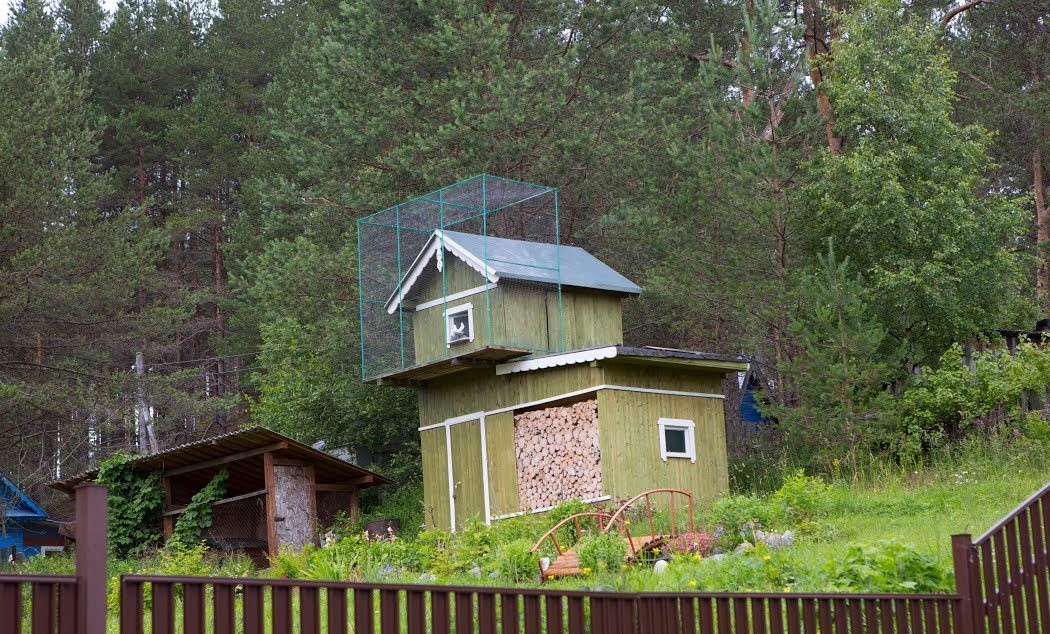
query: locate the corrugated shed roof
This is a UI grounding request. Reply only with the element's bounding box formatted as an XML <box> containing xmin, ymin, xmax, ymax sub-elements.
<box><xmin>49</xmin><ymin>427</ymin><xmax>390</xmax><ymax>494</ymax></box>
<box><xmin>386</xmin><ymin>230</ymin><xmax>641</xmax><ymax>312</ymax></box>
<box><xmin>495</xmin><ymin>345</ymin><xmax>748</xmax><ymax>375</ymax></box>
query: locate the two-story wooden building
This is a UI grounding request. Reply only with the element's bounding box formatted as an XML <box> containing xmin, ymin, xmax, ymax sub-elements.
<box><xmin>366</xmin><ymin>211</ymin><xmax>746</xmax><ymax>530</ymax></box>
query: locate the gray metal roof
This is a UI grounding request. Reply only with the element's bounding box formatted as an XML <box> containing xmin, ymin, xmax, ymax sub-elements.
<box><xmin>441</xmin><ymin>231</ymin><xmax>641</xmax><ymax>295</ymax></box>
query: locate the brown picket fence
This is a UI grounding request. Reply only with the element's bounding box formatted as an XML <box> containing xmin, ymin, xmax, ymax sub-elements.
<box><xmin>953</xmin><ymin>480</ymin><xmax>1050</xmax><ymax>634</ymax></box>
<box><xmin>117</xmin><ymin>575</ymin><xmax>960</xmax><ymax>634</ymax></box>
<box><xmin>1</xmin><ymin>481</ymin><xmax>1048</xmax><ymax>633</ymax></box>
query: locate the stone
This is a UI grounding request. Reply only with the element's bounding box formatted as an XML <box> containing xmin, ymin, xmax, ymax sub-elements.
<box><xmin>734</xmin><ymin>541</ymin><xmax>754</xmax><ymax>554</ymax></box>
<box><xmin>653</xmin><ymin>560</ymin><xmax>670</xmax><ymax>574</ymax></box>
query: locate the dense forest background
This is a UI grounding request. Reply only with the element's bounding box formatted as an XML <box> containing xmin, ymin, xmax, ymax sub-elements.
<box><xmin>2</xmin><ymin>0</ymin><xmax>1048</xmax><ymax>509</ymax></box>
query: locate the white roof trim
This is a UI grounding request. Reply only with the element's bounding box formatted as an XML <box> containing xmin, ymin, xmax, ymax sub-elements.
<box><xmin>385</xmin><ymin>230</ymin><xmax>500</xmax><ymax>314</ymax></box>
<box><xmin>495</xmin><ymin>346</ymin><xmax>618</xmax><ymax>375</ymax></box>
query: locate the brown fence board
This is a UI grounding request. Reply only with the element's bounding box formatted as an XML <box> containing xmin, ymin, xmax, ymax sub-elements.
<box><xmin>152</xmin><ymin>582</ymin><xmax>174</xmax><ymax>634</ymax></box>
<box><xmin>500</xmin><ymin>592</ymin><xmax>520</xmax><ymax>634</ymax></box>
<box><xmin>272</xmin><ymin>585</ymin><xmax>292</xmax><ymax>634</ymax></box>
<box><xmin>433</xmin><ymin>590</ymin><xmax>451</xmax><ymax>634</ymax></box>
<box><xmin>183</xmin><ymin>582</ymin><xmax>204</xmax><ymax>634</ymax></box>
<box><xmin>31</xmin><ymin>583</ymin><xmax>54</xmax><ymax>634</ymax></box>
<box><xmin>456</xmin><ymin>590</ymin><xmax>475</xmax><ymax>634</ymax></box>
<box><xmin>301</xmin><ymin>585</ymin><xmax>320</xmax><ymax>634</ymax></box>
<box><xmin>213</xmin><ymin>583</ymin><xmax>234</xmax><ymax>634</ymax></box>
<box><xmin>407</xmin><ymin>589</ymin><xmax>426</xmax><ymax>634</ymax></box>
<box><xmin>328</xmin><ymin>587</ymin><xmax>349</xmax><ymax>634</ymax></box>
<box><xmin>354</xmin><ymin>587</ymin><xmax>374</xmax><ymax>634</ymax></box>
<box><xmin>380</xmin><ymin>588</ymin><xmax>399</xmax><ymax>634</ymax></box>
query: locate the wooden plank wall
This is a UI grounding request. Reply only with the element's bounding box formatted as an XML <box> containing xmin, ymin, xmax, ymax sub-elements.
<box><xmin>548</xmin><ymin>289</ymin><xmax>624</xmax><ymax>352</ymax></box>
<box><xmin>417</xmin><ymin>364</ymin><xmax>605</xmax><ymax>426</ymax></box>
<box><xmin>411</xmin><ymin>258</ymin><xmax>500</xmax><ymax>364</ymax></box>
<box><xmin>420</xmin><ymin>428</ymin><xmax>451</xmax><ymax>529</ymax></box>
<box><xmin>450</xmin><ymin>420</ymin><xmax>486</xmax><ymax>530</ymax></box>
<box><xmin>484</xmin><ymin>411</ymin><xmax>520</xmax><ymax>519</ymax></box>
<box><xmin>596</xmin><ymin>366</ymin><xmax>729</xmax><ymax>506</ymax></box>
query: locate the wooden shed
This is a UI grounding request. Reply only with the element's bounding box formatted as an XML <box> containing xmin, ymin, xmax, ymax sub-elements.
<box><xmin>1</xmin><ymin>472</ymin><xmax>65</xmax><ymax>559</ymax></box>
<box><xmin>369</xmin><ymin>226</ymin><xmax>748</xmax><ymax>530</ymax></box>
<box><xmin>50</xmin><ymin>427</ymin><xmax>389</xmax><ymax>559</ymax></box>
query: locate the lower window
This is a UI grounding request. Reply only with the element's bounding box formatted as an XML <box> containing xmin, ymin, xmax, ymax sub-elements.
<box><xmin>658</xmin><ymin>418</ymin><xmax>696</xmax><ymax>462</ymax></box>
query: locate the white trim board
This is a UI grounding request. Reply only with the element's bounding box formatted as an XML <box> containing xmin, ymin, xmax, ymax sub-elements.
<box><xmin>417</xmin><ymin>385</ymin><xmax>724</xmax><ymax>431</ymax></box>
<box><xmin>414</xmin><ymin>283</ymin><xmax>497</xmax><ymax>312</ymax></box>
<box><xmin>386</xmin><ymin>230</ymin><xmax>500</xmax><ymax>314</ymax></box>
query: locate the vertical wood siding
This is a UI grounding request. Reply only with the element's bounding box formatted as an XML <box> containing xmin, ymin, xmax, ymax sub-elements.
<box><xmin>550</xmin><ymin>290</ymin><xmax>624</xmax><ymax>351</ymax></box>
<box><xmin>420</xmin><ymin>428</ymin><xmax>451</xmax><ymax>529</ymax></box>
<box><xmin>450</xmin><ymin>420</ymin><xmax>486</xmax><ymax>529</ymax></box>
<box><xmin>484</xmin><ymin>411</ymin><xmax>520</xmax><ymax>519</ymax></box>
<box><xmin>596</xmin><ymin>390</ymin><xmax>728</xmax><ymax>504</ymax></box>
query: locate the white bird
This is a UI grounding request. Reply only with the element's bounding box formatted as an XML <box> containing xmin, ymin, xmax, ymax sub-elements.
<box><xmin>450</xmin><ymin>321</ymin><xmax>467</xmax><ymax>339</ymax></box>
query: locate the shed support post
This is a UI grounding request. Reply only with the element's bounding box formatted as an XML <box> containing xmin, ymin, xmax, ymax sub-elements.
<box><xmin>264</xmin><ymin>451</ymin><xmax>278</xmax><ymax>560</ymax></box>
<box><xmin>161</xmin><ymin>476</ymin><xmax>174</xmax><ymax>539</ymax></box>
<box><xmin>952</xmin><ymin>534</ymin><xmax>980</xmax><ymax>634</ymax></box>
<box><xmin>75</xmin><ymin>484</ymin><xmax>107</xmax><ymax>634</ymax></box>
<box><xmin>349</xmin><ymin>487</ymin><xmax>361</xmax><ymax>526</ymax></box>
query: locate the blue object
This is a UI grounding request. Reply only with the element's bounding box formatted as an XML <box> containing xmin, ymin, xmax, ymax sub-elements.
<box><xmin>1</xmin><ymin>472</ymin><xmax>62</xmax><ymax>557</ymax></box>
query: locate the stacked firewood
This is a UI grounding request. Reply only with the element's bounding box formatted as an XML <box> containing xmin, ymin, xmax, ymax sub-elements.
<box><xmin>515</xmin><ymin>399</ymin><xmax>603</xmax><ymax>510</ymax></box>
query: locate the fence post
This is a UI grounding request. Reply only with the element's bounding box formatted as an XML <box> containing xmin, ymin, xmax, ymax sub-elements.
<box><xmin>952</xmin><ymin>534</ymin><xmax>980</xmax><ymax>634</ymax></box>
<box><xmin>76</xmin><ymin>484</ymin><xmax>108</xmax><ymax>634</ymax></box>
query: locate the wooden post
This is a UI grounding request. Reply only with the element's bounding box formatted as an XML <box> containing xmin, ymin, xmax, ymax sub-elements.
<box><xmin>952</xmin><ymin>534</ymin><xmax>980</xmax><ymax>634</ymax></box>
<box><xmin>161</xmin><ymin>476</ymin><xmax>174</xmax><ymax>539</ymax></box>
<box><xmin>75</xmin><ymin>484</ymin><xmax>107</xmax><ymax>634</ymax></box>
<box><xmin>306</xmin><ymin>465</ymin><xmax>318</xmax><ymax>544</ymax></box>
<box><xmin>263</xmin><ymin>451</ymin><xmax>278</xmax><ymax>560</ymax></box>
<box><xmin>349</xmin><ymin>487</ymin><xmax>361</xmax><ymax>526</ymax></box>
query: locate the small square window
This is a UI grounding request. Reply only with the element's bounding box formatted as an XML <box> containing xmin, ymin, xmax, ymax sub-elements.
<box><xmin>658</xmin><ymin>418</ymin><xmax>696</xmax><ymax>462</ymax></box>
<box><xmin>444</xmin><ymin>303</ymin><xmax>474</xmax><ymax>346</ymax></box>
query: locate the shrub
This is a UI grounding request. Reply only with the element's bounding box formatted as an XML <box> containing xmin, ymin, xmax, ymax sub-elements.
<box><xmin>822</xmin><ymin>539</ymin><xmax>952</xmax><ymax>593</ymax></box>
<box><xmin>710</xmin><ymin>495</ymin><xmax>774</xmax><ymax>550</ymax></box>
<box><xmin>493</xmin><ymin>539</ymin><xmax>537</xmax><ymax>583</ymax></box>
<box><xmin>95</xmin><ymin>453</ymin><xmax>165</xmax><ymax>557</ymax></box>
<box><xmin>577</xmin><ymin>532</ymin><xmax>627</xmax><ymax>575</ymax></box>
<box><xmin>169</xmin><ymin>469</ymin><xmax>228</xmax><ymax>547</ymax></box>
<box><xmin>770</xmin><ymin>470</ymin><xmax>830</xmax><ymax>523</ymax></box>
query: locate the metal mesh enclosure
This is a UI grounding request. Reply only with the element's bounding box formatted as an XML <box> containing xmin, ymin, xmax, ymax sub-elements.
<box><xmin>200</xmin><ymin>494</ymin><xmax>268</xmax><ymax>562</ymax></box>
<box><xmin>315</xmin><ymin>490</ymin><xmax>355</xmax><ymax>532</ymax></box>
<box><xmin>358</xmin><ymin>175</ymin><xmax>563</xmax><ymax>380</ymax></box>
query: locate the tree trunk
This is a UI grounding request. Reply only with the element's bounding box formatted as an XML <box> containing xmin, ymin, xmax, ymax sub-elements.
<box><xmin>802</xmin><ymin>0</ymin><xmax>843</xmax><ymax>154</ymax></box>
<box><xmin>1035</xmin><ymin>145</ymin><xmax>1049</xmax><ymax>310</ymax></box>
<box><xmin>212</xmin><ymin>221</ymin><xmax>228</xmax><ymax>431</ymax></box>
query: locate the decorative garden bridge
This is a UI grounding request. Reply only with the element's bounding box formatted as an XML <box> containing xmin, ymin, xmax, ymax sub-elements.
<box><xmin>1</xmin><ymin>480</ymin><xmax>1048</xmax><ymax>634</ymax></box>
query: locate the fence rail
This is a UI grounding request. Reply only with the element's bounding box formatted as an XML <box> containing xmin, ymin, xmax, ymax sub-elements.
<box><xmin>118</xmin><ymin>575</ymin><xmax>961</xmax><ymax>634</ymax></box>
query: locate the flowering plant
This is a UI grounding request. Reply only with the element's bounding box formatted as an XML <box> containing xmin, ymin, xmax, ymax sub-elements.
<box><xmin>665</xmin><ymin>532</ymin><xmax>716</xmax><ymax>558</ymax></box>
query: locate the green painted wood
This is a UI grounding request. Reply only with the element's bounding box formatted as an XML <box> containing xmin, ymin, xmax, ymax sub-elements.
<box><xmin>421</xmin><ymin>428</ymin><xmax>451</xmax><ymax>529</ymax></box>
<box><xmin>596</xmin><ymin>387</ymin><xmax>729</xmax><ymax>506</ymax></box>
<box><xmin>546</xmin><ymin>289</ymin><xmax>623</xmax><ymax>351</ymax></box>
<box><xmin>602</xmin><ymin>363</ymin><xmax>725</xmax><ymax>394</ymax></box>
<box><xmin>450</xmin><ymin>420</ymin><xmax>486</xmax><ymax>529</ymax></box>
<box><xmin>411</xmin><ymin>257</ymin><xmax>496</xmax><ymax>364</ymax></box>
<box><xmin>484</xmin><ymin>411</ymin><xmax>519</xmax><ymax>518</ymax></box>
<box><xmin>417</xmin><ymin>364</ymin><xmax>606</xmax><ymax>427</ymax></box>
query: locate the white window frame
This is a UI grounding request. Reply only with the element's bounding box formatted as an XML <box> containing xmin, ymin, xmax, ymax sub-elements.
<box><xmin>444</xmin><ymin>302</ymin><xmax>475</xmax><ymax>347</ymax></box>
<box><xmin>658</xmin><ymin>418</ymin><xmax>696</xmax><ymax>462</ymax></box>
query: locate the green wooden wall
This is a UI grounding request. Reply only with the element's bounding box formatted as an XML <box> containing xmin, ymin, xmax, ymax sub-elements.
<box><xmin>596</xmin><ymin>388</ymin><xmax>729</xmax><ymax>508</ymax></box>
<box><xmin>450</xmin><ymin>420</ymin><xmax>486</xmax><ymax>529</ymax></box>
<box><xmin>418</xmin><ymin>362</ymin><xmax>731</xmax><ymax>529</ymax></box>
<box><xmin>417</xmin><ymin>364</ymin><xmax>605</xmax><ymax>426</ymax></box>
<box><xmin>408</xmin><ymin>253</ymin><xmax>626</xmax><ymax>366</ymax></box>
<box><xmin>420</xmin><ymin>427</ymin><xmax>450</xmax><ymax>529</ymax></box>
<box><xmin>484</xmin><ymin>411</ymin><xmax>519</xmax><ymax>518</ymax></box>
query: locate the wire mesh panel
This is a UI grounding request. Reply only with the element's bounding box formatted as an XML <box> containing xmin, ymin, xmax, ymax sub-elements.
<box><xmin>358</xmin><ymin>175</ymin><xmax>563</xmax><ymax>380</ymax></box>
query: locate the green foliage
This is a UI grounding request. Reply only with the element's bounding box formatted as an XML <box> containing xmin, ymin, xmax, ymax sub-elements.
<box><xmin>576</xmin><ymin>532</ymin><xmax>627</xmax><ymax>575</ymax></box>
<box><xmin>711</xmin><ymin>495</ymin><xmax>775</xmax><ymax>550</ymax></box>
<box><xmin>896</xmin><ymin>342</ymin><xmax>1050</xmax><ymax>460</ymax></box>
<box><xmin>95</xmin><ymin>454</ymin><xmax>164</xmax><ymax>557</ymax></box>
<box><xmin>492</xmin><ymin>539</ymin><xmax>538</xmax><ymax>584</ymax></box>
<box><xmin>770</xmin><ymin>470</ymin><xmax>831</xmax><ymax>523</ymax></box>
<box><xmin>803</xmin><ymin>0</ymin><xmax>1031</xmax><ymax>369</ymax></box>
<box><xmin>822</xmin><ymin>539</ymin><xmax>953</xmax><ymax>593</ymax></box>
<box><xmin>774</xmin><ymin>246</ymin><xmax>898</xmax><ymax>473</ymax></box>
<box><xmin>168</xmin><ymin>469</ymin><xmax>228</xmax><ymax>547</ymax></box>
